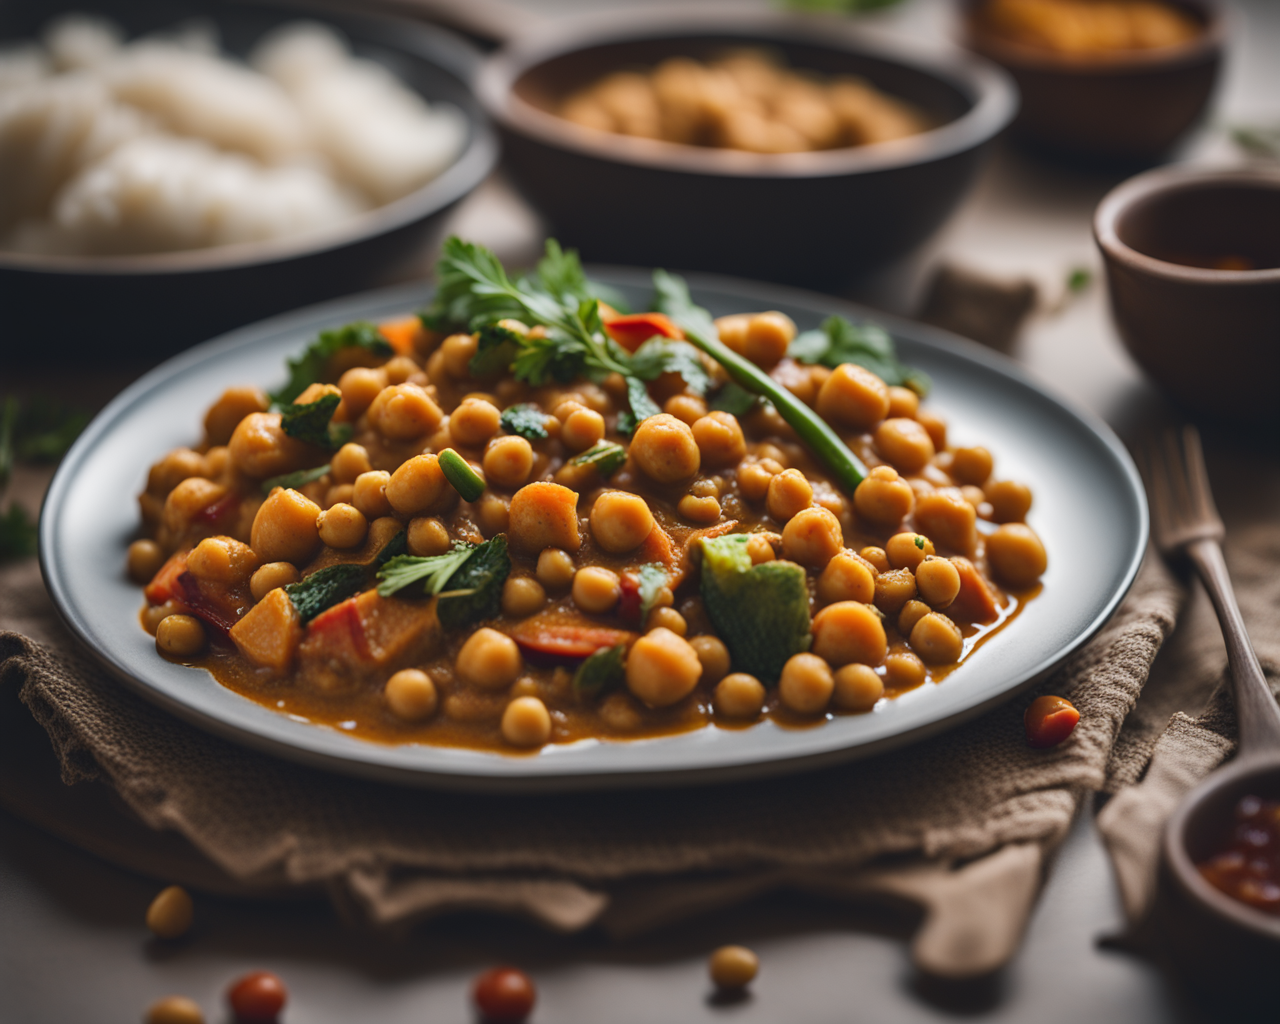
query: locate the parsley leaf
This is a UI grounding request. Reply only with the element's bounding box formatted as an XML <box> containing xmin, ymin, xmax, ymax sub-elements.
<box><xmin>789</xmin><ymin>315</ymin><xmax>930</xmax><ymax>396</ymax></box>
<box><xmin>629</xmin><ymin>337</ymin><xmax>710</xmax><ymax>396</ymax></box>
<box><xmin>377</xmin><ymin>543</ymin><xmax>476</xmax><ymax>598</ymax></box>
<box><xmin>652</xmin><ymin>269</ymin><xmax>719</xmax><ymax>344</ymax></box>
<box><xmin>570</xmin><ymin>441</ymin><xmax>627</xmax><ymax>479</ymax></box>
<box><xmin>262</xmin><ymin>463</ymin><xmax>330</xmax><ymax>495</ymax></box>
<box><xmin>279</xmin><ymin>393</ymin><xmax>351</xmax><ymax>451</ymax></box>
<box><xmin>636</xmin><ymin>563</ymin><xmax>669</xmax><ymax>626</ymax></box>
<box><xmin>622</xmin><ymin>375</ymin><xmax>662</xmax><ymax>433</ymax></box>
<box><xmin>573</xmin><ymin>643</ymin><xmax>626</xmax><ymax>695</ymax></box>
<box><xmin>709</xmin><ymin>381</ymin><xmax>760</xmax><ymax>417</ymax></box>
<box><xmin>271</xmin><ymin>322</ymin><xmax>392</xmax><ymax>408</ymax></box>
<box><xmin>468</xmin><ymin>322</ymin><xmax>524</xmax><ymax>378</ymax></box>
<box><xmin>437</xmin><ymin>535</ymin><xmax>511</xmax><ymax>628</ymax></box>
<box><xmin>499</xmin><ymin>403</ymin><xmax>549</xmax><ymax>440</ymax></box>
<box><xmin>0</xmin><ymin>504</ymin><xmax>37</xmax><ymax>562</ymax></box>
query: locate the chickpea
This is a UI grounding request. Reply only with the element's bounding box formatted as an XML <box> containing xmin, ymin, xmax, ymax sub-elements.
<box><xmin>127</xmin><ymin>539</ymin><xmax>166</xmax><ymax>584</ymax></box>
<box><xmin>714</xmin><ymin>313</ymin><xmax>750</xmax><ymax>352</ymax></box>
<box><xmin>441</xmin><ymin>332</ymin><xmax>479</xmax><ymax>378</ymax></box>
<box><xmin>737</xmin><ymin>459</ymin><xmax>779</xmax><ymax>502</ymax></box>
<box><xmin>145</xmin><ymin>995</ymin><xmax>204</xmax><ymax>1024</ymax></box>
<box><xmin>853</xmin><ymin>465</ymin><xmax>914</xmax><ymax>527</ymax></box>
<box><xmin>873</xmin><ymin>568</ymin><xmax>917</xmax><ymax>617</ymax></box>
<box><xmin>678</xmin><ymin>493</ymin><xmax>721</xmax><ymax>523</ymax></box>
<box><xmin>502</xmin><ymin>576</ymin><xmax>546</xmax><ymax>617</ymax></box>
<box><xmin>691</xmin><ymin>635</ymin><xmax>731</xmax><ymax>685</ymax></box>
<box><xmin>590</xmin><ymin>490</ymin><xmax>655</xmax><ymax>553</ymax></box>
<box><xmin>147</xmin><ymin>448</ymin><xmax>207</xmax><ymax>495</ymax></box>
<box><xmin>709</xmin><ymin>945</ymin><xmax>759</xmax><ymax>990</ymax></box>
<box><xmin>204</xmin><ymin>385</ymin><xmax>270</xmax><ymax>448</ymax></box>
<box><xmin>816</xmin><ymin>363</ymin><xmax>890</xmax><ymax>430</ymax></box>
<box><xmin>779</xmin><ymin>652</ymin><xmax>834</xmax><ymax>714</ymax></box>
<box><xmin>692</xmin><ymin>412</ymin><xmax>747</xmax><ymax>468</ymax></box>
<box><xmin>766</xmin><ymin>468</ymin><xmax>813</xmax><ymax>522</ymax></box>
<box><xmin>960</xmin><ymin>485</ymin><xmax>987</xmax><ymax>509</ymax></box>
<box><xmin>781</xmin><ymin>506</ymin><xmax>842</xmax><ymax>567</ymax></box>
<box><xmin>406</xmin><ymin>516</ymin><xmax>450</xmax><ymax>557</ymax></box>
<box><xmin>746</xmin><ymin>533</ymin><xmax>776</xmax><ymax>564</ymax></box>
<box><xmin>385</xmin><ymin>669</ymin><xmax>438</xmax><ymax>721</ymax></box>
<box><xmin>631</xmin><ymin>413</ymin><xmax>700</xmax><ymax>483</ymax></box>
<box><xmin>743</xmin><ymin>311</ymin><xmax>795</xmax><ymax>368</ymax></box>
<box><xmin>386</xmin><ymin>455</ymin><xmax>450</xmax><ymax>516</ymax></box>
<box><xmin>367</xmin><ymin>383</ymin><xmax>443</xmax><ymax>441</ymax></box>
<box><xmin>573</xmin><ymin>566</ymin><xmax>621</xmax><ymax>614</ymax></box>
<box><xmin>228</xmin><ymin>412</ymin><xmax>310</xmax><ymax>479</ymax></box>
<box><xmin>331</xmin><ymin>443</ymin><xmax>372</xmax><ymax>485</ymax></box>
<box><xmin>915</xmin><ymin>488</ymin><xmax>978</xmax><ymax>556</ymax></box>
<box><xmin>382</xmin><ymin>354</ymin><xmax>420</xmax><ymax>385</ymax></box>
<box><xmin>885</xmin><ymin>531</ymin><xmax>935</xmax><ymax>571</ymax></box>
<box><xmin>817</xmin><ymin>550</ymin><xmax>875</xmax><ymax>604</ymax></box>
<box><xmin>859</xmin><ymin>546</ymin><xmax>890</xmax><ymax>574</ymax></box>
<box><xmin>316</xmin><ymin>503</ymin><xmax>367</xmax><ymax>549</ymax></box>
<box><xmin>951</xmin><ymin>446</ymin><xmax>993</xmax><ymax>485</ymax></box>
<box><xmin>250</xmin><ymin>561</ymin><xmax>300</xmax><ymax>602</ymax></box>
<box><xmin>146</xmin><ymin>885</ymin><xmax>194</xmax><ymax>939</ymax></box>
<box><xmin>537</xmin><ymin>548</ymin><xmax>576</xmax><ymax>589</ymax></box>
<box><xmin>664</xmin><ymin>394</ymin><xmax>707</xmax><ymax>425</ymax></box>
<box><xmin>985</xmin><ymin>480</ymin><xmax>1033</xmax><ymax>524</ymax></box>
<box><xmin>911</xmin><ymin>612</ymin><xmax>964</xmax><ymax>664</ymax></box>
<box><xmin>874</xmin><ymin>417</ymin><xmax>935</xmax><ymax>474</ymax></box>
<box><xmin>483</xmin><ymin>435</ymin><xmax>534</xmax><ymax>490</ymax></box>
<box><xmin>833</xmin><ymin>663</ymin><xmax>884</xmax><ymax>712</ymax></box>
<box><xmin>456</xmin><ymin>628</ymin><xmax>523</xmax><ymax>690</ymax></box>
<box><xmin>156</xmin><ymin>615</ymin><xmax>205</xmax><ymax>658</ymax></box>
<box><xmin>502</xmin><ymin>696</ymin><xmax>552</xmax><ymax>747</ymax></box>
<box><xmin>884</xmin><ymin>650</ymin><xmax>927</xmax><ymax>690</ymax></box>
<box><xmin>886</xmin><ymin>385</ymin><xmax>919</xmax><ymax>419</ymax></box>
<box><xmin>250</xmin><ymin>488</ymin><xmax>322</xmax><ymax>565</ymax></box>
<box><xmin>626</xmin><ymin>627</ymin><xmax>702</xmax><ymax>707</ymax></box>
<box><xmin>916</xmin><ymin>409</ymin><xmax>947</xmax><ymax>450</ymax></box>
<box><xmin>352</xmin><ymin>470</ymin><xmax>393</xmax><ymax>519</ymax></box>
<box><xmin>450</xmin><ymin>398</ymin><xmax>502</xmax><ymax>447</ymax></box>
<box><xmin>203</xmin><ymin>446</ymin><xmax>230</xmax><ymax>480</ymax></box>
<box><xmin>712</xmin><ymin>673</ymin><xmax>765</xmax><ymax>719</ymax></box>
<box><xmin>187</xmin><ymin>536</ymin><xmax>260</xmax><ymax>585</ymax></box>
<box><xmin>143</xmin><ymin>601</ymin><xmax>178</xmax><ymax>634</ymax></box>
<box><xmin>811</xmin><ymin>601</ymin><xmax>887</xmax><ymax>667</ymax></box>
<box><xmin>915</xmin><ymin>556</ymin><xmax>961</xmax><ymax>609</ymax></box>
<box><xmin>898</xmin><ymin>599</ymin><xmax>931</xmax><ymax>635</ymax></box>
<box><xmin>337</xmin><ymin>367</ymin><xmax>387</xmax><ymax>422</ymax></box>
<box><xmin>648</xmin><ymin>606</ymin><xmax>687</xmax><ymax>635</ymax></box>
<box><xmin>477</xmin><ymin>493</ymin><xmax>510</xmax><ymax>537</ymax></box>
<box><xmin>986</xmin><ymin>523</ymin><xmax>1048</xmax><ymax>588</ymax></box>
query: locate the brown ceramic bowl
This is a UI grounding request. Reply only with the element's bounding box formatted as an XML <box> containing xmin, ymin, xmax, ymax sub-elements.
<box><xmin>477</xmin><ymin>10</ymin><xmax>1016</xmax><ymax>288</ymax></box>
<box><xmin>1094</xmin><ymin>166</ymin><xmax>1280</xmax><ymax>424</ymax></box>
<box><xmin>962</xmin><ymin>0</ymin><xmax>1224</xmax><ymax>162</ymax></box>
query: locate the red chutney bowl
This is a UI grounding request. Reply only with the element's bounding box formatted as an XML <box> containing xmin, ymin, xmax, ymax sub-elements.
<box><xmin>1094</xmin><ymin>166</ymin><xmax>1280</xmax><ymax>425</ymax></box>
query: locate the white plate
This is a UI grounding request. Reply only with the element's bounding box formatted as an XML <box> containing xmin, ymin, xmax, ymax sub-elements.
<box><xmin>40</xmin><ymin>271</ymin><xmax>1146</xmax><ymax>791</ymax></box>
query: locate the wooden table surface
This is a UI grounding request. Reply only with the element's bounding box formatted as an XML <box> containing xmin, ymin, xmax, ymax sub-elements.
<box><xmin>3</xmin><ymin>1</ymin><xmax>1278</xmax><ymax>1021</ymax></box>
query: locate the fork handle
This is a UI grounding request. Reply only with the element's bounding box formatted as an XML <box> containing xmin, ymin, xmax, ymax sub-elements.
<box><xmin>1186</xmin><ymin>538</ymin><xmax>1280</xmax><ymax>756</ymax></box>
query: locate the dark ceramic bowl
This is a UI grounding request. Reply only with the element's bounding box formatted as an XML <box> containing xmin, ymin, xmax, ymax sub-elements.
<box><xmin>476</xmin><ymin>10</ymin><xmax>1016</xmax><ymax>289</ymax></box>
<box><xmin>0</xmin><ymin>0</ymin><xmax>497</xmax><ymax>362</ymax></box>
<box><xmin>962</xmin><ymin>0</ymin><xmax>1224</xmax><ymax>162</ymax></box>
<box><xmin>1094</xmin><ymin>166</ymin><xmax>1280</xmax><ymax>424</ymax></box>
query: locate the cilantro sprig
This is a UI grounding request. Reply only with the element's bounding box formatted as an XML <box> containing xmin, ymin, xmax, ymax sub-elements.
<box><xmin>789</xmin><ymin>316</ymin><xmax>930</xmax><ymax>396</ymax></box>
<box><xmin>271</xmin><ymin>322</ymin><xmax>392</xmax><ymax>408</ymax></box>
<box><xmin>279</xmin><ymin>393</ymin><xmax>351</xmax><ymax>451</ymax></box>
<box><xmin>377</xmin><ymin>542</ymin><xmax>477</xmax><ymax>598</ymax></box>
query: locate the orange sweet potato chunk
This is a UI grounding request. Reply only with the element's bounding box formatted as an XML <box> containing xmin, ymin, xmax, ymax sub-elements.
<box><xmin>508</xmin><ymin>482</ymin><xmax>581</xmax><ymax>555</ymax></box>
<box><xmin>230</xmin><ymin>587</ymin><xmax>303</xmax><ymax>674</ymax></box>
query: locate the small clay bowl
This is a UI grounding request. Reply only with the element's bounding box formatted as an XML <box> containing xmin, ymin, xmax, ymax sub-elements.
<box><xmin>962</xmin><ymin>0</ymin><xmax>1224</xmax><ymax>162</ymax></box>
<box><xmin>477</xmin><ymin>10</ymin><xmax>1016</xmax><ymax>288</ymax></box>
<box><xmin>1094</xmin><ymin>167</ymin><xmax>1280</xmax><ymax>424</ymax></box>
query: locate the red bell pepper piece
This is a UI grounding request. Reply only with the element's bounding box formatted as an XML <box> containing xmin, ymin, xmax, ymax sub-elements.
<box><xmin>511</xmin><ymin>624</ymin><xmax>633</xmax><ymax>660</ymax></box>
<box><xmin>602</xmin><ymin>312</ymin><xmax>684</xmax><ymax>353</ymax></box>
<box><xmin>143</xmin><ymin>551</ymin><xmax>189</xmax><ymax>606</ymax></box>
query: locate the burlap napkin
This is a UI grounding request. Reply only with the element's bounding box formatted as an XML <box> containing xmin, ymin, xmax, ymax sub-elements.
<box><xmin>0</xmin><ymin>427</ymin><xmax>1187</xmax><ymax>977</ymax></box>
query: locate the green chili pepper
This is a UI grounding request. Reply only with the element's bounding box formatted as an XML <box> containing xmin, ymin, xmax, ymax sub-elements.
<box><xmin>438</xmin><ymin>447</ymin><xmax>486</xmax><ymax>502</ymax></box>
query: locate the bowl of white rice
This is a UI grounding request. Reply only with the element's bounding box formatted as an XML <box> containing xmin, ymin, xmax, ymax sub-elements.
<box><xmin>0</xmin><ymin>0</ymin><xmax>497</xmax><ymax>358</ymax></box>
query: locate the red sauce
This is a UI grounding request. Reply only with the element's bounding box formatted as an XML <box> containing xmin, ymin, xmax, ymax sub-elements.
<box><xmin>1196</xmin><ymin>795</ymin><xmax>1280</xmax><ymax>914</ymax></box>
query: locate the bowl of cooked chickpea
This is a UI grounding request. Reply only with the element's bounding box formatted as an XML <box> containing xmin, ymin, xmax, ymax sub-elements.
<box><xmin>476</xmin><ymin>9</ymin><xmax>1016</xmax><ymax>288</ymax></box>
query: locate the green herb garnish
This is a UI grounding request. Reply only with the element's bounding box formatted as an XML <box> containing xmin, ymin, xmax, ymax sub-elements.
<box><xmin>0</xmin><ymin>504</ymin><xmax>37</xmax><ymax>562</ymax></box>
<box><xmin>377</xmin><ymin>542</ymin><xmax>476</xmax><ymax>598</ymax></box>
<box><xmin>636</xmin><ymin>563</ymin><xmax>668</xmax><ymax>627</ymax></box>
<box><xmin>262</xmin><ymin>463</ymin><xmax>331</xmax><ymax>495</ymax></box>
<box><xmin>279</xmin><ymin>393</ymin><xmax>351</xmax><ymax>451</ymax></box>
<box><xmin>271</xmin><ymin>321</ymin><xmax>392</xmax><ymax>408</ymax></box>
<box><xmin>573</xmin><ymin>642</ymin><xmax>626</xmax><ymax>695</ymax></box>
<box><xmin>709</xmin><ymin>381</ymin><xmax>759</xmax><ymax>417</ymax></box>
<box><xmin>789</xmin><ymin>315</ymin><xmax>930</xmax><ymax>396</ymax></box>
<box><xmin>437</xmin><ymin>535</ymin><xmax>511</xmax><ymax>628</ymax></box>
<box><xmin>0</xmin><ymin>398</ymin><xmax>16</xmax><ymax>491</ymax></box>
<box><xmin>468</xmin><ymin>323</ymin><xmax>525</xmax><ymax>378</ymax></box>
<box><xmin>438</xmin><ymin>448</ymin><xmax>486</xmax><ymax>502</ymax></box>
<box><xmin>654</xmin><ymin>271</ymin><xmax>870</xmax><ymax>493</ymax></box>
<box><xmin>1066</xmin><ymin>267</ymin><xmax>1092</xmax><ymax>293</ymax></box>
<box><xmin>499</xmin><ymin>403</ymin><xmax>549</xmax><ymax>440</ymax></box>
<box><xmin>570</xmin><ymin>441</ymin><xmax>627</xmax><ymax>479</ymax></box>
<box><xmin>629</xmin><ymin>337</ymin><xmax>711</xmax><ymax>397</ymax></box>
<box><xmin>285</xmin><ymin>563</ymin><xmax>368</xmax><ymax>623</ymax></box>
<box><xmin>914</xmin><ymin>535</ymin><xmax>925</xmax><ymax>550</ymax></box>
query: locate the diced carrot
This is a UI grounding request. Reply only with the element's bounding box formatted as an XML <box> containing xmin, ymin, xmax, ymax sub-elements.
<box><xmin>144</xmin><ymin>550</ymin><xmax>189</xmax><ymax>605</ymax></box>
<box><xmin>512</xmin><ymin>623</ymin><xmax>634</xmax><ymax>660</ymax></box>
<box><xmin>230</xmin><ymin>587</ymin><xmax>303</xmax><ymax>675</ymax></box>
<box><xmin>602</xmin><ymin>312</ymin><xmax>684</xmax><ymax>353</ymax></box>
<box><xmin>949</xmin><ymin>557</ymin><xmax>999</xmax><ymax>624</ymax></box>
<box><xmin>378</xmin><ymin>317</ymin><xmax>424</xmax><ymax>355</ymax></box>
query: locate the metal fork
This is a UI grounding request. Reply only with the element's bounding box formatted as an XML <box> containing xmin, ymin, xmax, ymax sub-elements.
<box><xmin>1145</xmin><ymin>426</ymin><xmax>1280</xmax><ymax>754</ymax></box>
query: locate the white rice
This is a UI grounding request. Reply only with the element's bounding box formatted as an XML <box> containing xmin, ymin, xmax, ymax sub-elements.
<box><xmin>0</xmin><ymin>14</ymin><xmax>466</xmax><ymax>257</ymax></box>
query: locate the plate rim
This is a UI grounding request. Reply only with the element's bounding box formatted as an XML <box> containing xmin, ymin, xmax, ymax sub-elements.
<box><xmin>38</xmin><ymin>270</ymin><xmax>1148</xmax><ymax>792</ymax></box>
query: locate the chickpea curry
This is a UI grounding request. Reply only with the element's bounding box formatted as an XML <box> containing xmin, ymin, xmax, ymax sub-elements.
<box><xmin>130</xmin><ymin>237</ymin><xmax>1047</xmax><ymax>754</ymax></box>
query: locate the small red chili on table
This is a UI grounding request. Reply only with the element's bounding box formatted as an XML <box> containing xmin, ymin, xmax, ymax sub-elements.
<box><xmin>473</xmin><ymin>966</ymin><xmax>537</xmax><ymax>1023</ymax></box>
<box><xmin>1024</xmin><ymin>695</ymin><xmax>1079</xmax><ymax>748</ymax></box>
<box><xmin>226</xmin><ymin>971</ymin><xmax>287</xmax><ymax>1023</ymax></box>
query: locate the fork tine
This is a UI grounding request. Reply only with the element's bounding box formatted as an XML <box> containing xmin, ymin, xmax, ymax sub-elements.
<box><xmin>1181</xmin><ymin>425</ymin><xmax>1222</xmax><ymax>529</ymax></box>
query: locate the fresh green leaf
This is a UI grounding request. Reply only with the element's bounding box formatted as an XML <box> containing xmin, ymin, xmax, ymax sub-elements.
<box><xmin>279</xmin><ymin>393</ymin><xmax>351</xmax><ymax>451</ymax></box>
<box><xmin>285</xmin><ymin>563</ymin><xmax>368</xmax><ymax>623</ymax></box>
<box><xmin>499</xmin><ymin>403</ymin><xmax>550</xmax><ymax>440</ymax></box>
<box><xmin>271</xmin><ymin>321</ymin><xmax>392</xmax><ymax>407</ymax></box>
<box><xmin>699</xmin><ymin>534</ymin><xmax>811</xmax><ymax>683</ymax></box>
<box><xmin>573</xmin><ymin>642</ymin><xmax>626</xmax><ymax>695</ymax></box>
<box><xmin>1066</xmin><ymin>267</ymin><xmax>1092</xmax><ymax>293</ymax></box>
<box><xmin>0</xmin><ymin>398</ymin><xmax>16</xmax><ymax>491</ymax></box>
<box><xmin>708</xmin><ymin>381</ymin><xmax>759</xmax><ymax>417</ymax></box>
<box><xmin>789</xmin><ymin>315</ymin><xmax>930</xmax><ymax>395</ymax></box>
<box><xmin>624</xmin><ymin>375</ymin><xmax>662</xmax><ymax>428</ymax></box>
<box><xmin>1231</xmin><ymin>124</ymin><xmax>1280</xmax><ymax>159</ymax></box>
<box><xmin>377</xmin><ymin>542</ymin><xmax>476</xmax><ymax>598</ymax></box>
<box><xmin>262</xmin><ymin>463</ymin><xmax>331</xmax><ymax>495</ymax></box>
<box><xmin>0</xmin><ymin>504</ymin><xmax>37</xmax><ymax>561</ymax></box>
<box><xmin>533</xmin><ymin>238</ymin><xmax>592</xmax><ymax>304</ymax></box>
<box><xmin>439</xmin><ymin>448</ymin><xmax>486</xmax><ymax>502</ymax></box>
<box><xmin>914</xmin><ymin>534</ymin><xmax>925</xmax><ymax>550</ymax></box>
<box><xmin>9</xmin><ymin>398</ymin><xmax>90</xmax><ymax>462</ymax></box>
<box><xmin>570</xmin><ymin>441</ymin><xmax>627</xmax><ymax>479</ymax></box>
<box><xmin>469</xmin><ymin>323</ymin><xmax>524</xmax><ymax>378</ymax></box>
<box><xmin>437</xmin><ymin>535</ymin><xmax>511</xmax><ymax>628</ymax></box>
<box><xmin>652</xmin><ymin>269</ymin><xmax>719</xmax><ymax>345</ymax></box>
<box><xmin>629</xmin><ymin>338</ymin><xmax>711</xmax><ymax>396</ymax></box>
<box><xmin>636</xmin><ymin>563</ymin><xmax>668</xmax><ymax>627</ymax></box>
